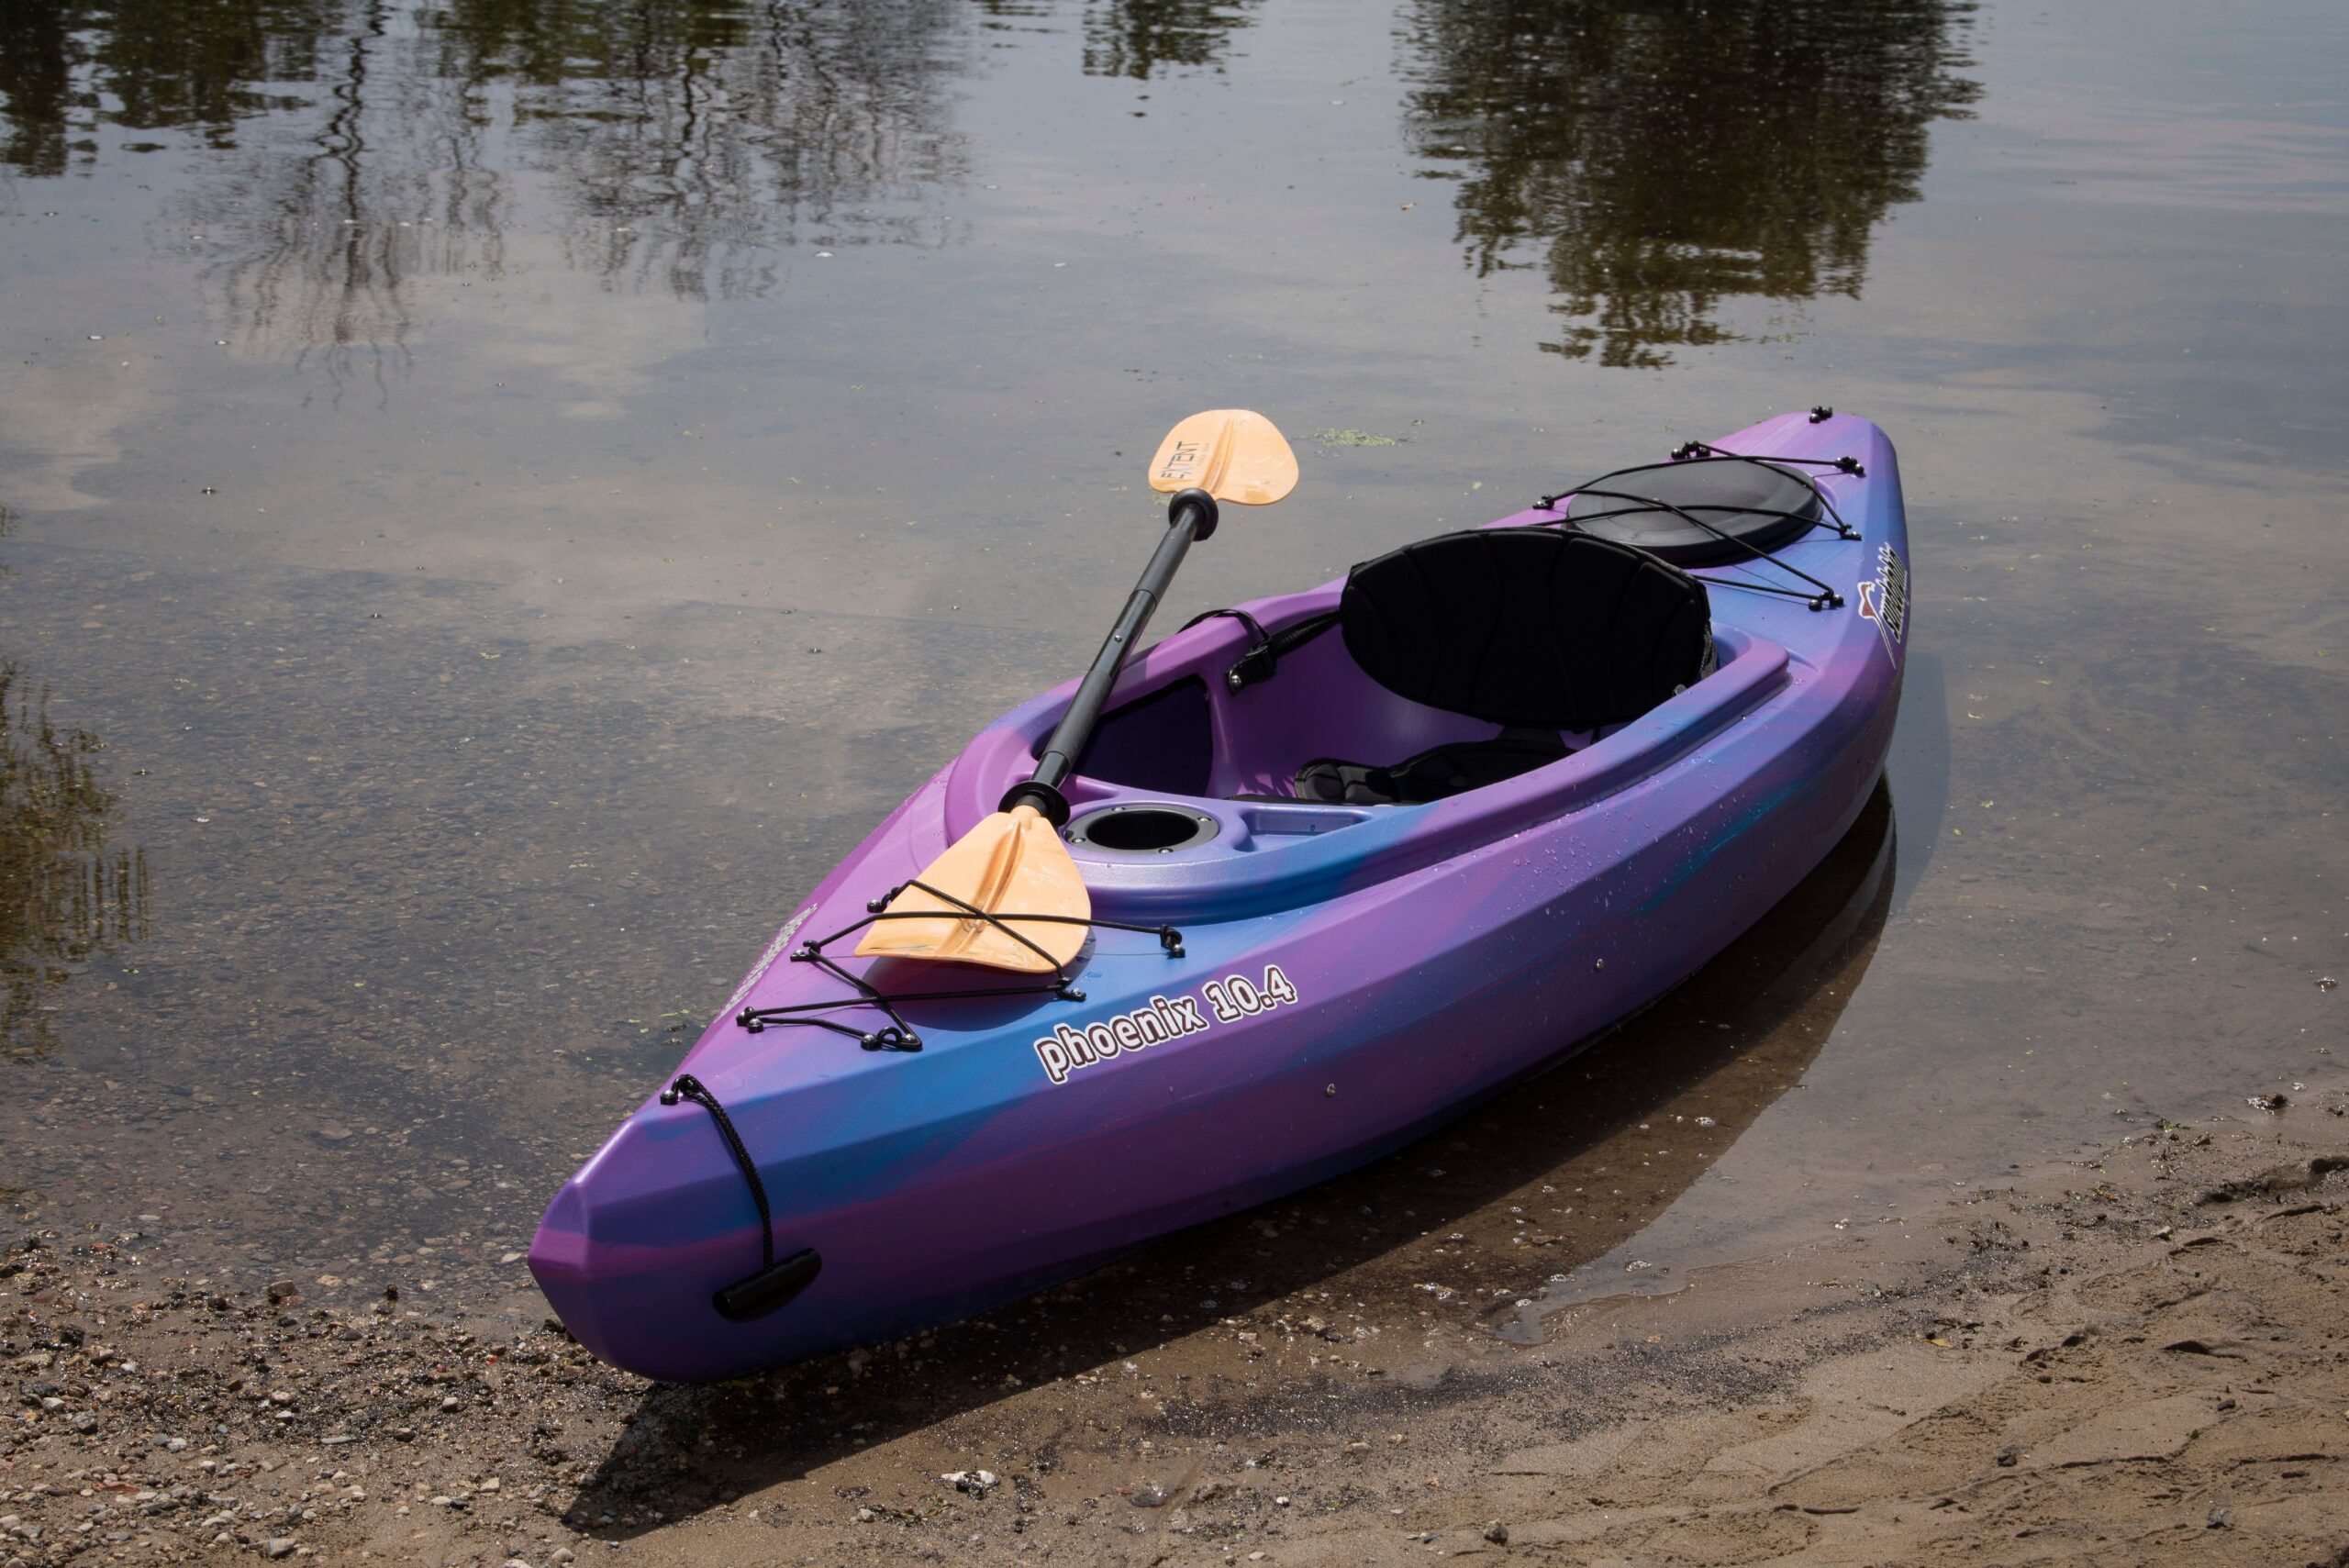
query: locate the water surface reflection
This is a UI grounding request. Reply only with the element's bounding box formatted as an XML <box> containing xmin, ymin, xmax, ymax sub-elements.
<box><xmin>0</xmin><ymin>511</ymin><xmax>150</xmax><ymax>1059</ymax></box>
<box><xmin>1080</xmin><ymin>0</ymin><xmax>1258</xmax><ymax>80</ymax></box>
<box><xmin>1400</xmin><ymin>0</ymin><xmax>1981</xmax><ymax>365</ymax></box>
<box><xmin>2</xmin><ymin>0</ymin><xmax>977</xmax><ymax>368</ymax></box>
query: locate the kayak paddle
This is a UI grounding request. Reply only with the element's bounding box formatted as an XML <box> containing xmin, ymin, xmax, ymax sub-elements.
<box><xmin>855</xmin><ymin>408</ymin><xmax>1299</xmax><ymax>971</ymax></box>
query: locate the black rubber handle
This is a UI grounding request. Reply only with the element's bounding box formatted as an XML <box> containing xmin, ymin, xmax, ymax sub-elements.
<box><xmin>712</xmin><ymin>1246</ymin><xmax>823</xmax><ymax>1321</ymax></box>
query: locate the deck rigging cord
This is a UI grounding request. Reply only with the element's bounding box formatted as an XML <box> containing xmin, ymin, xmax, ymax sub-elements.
<box><xmin>1529</xmin><ymin>440</ymin><xmax>1867</xmax><ymax>612</ymax></box>
<box><xmin>734</xmin><ymin>881</ymin><xmax>1186</xmax><ymax>1051</ymax></box>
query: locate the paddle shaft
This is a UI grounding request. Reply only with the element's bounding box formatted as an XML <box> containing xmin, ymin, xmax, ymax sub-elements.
<box><xmin>1003</xmin><ymin>488</ymin><xmax>1217</xmax><ymax>824</ymax></box>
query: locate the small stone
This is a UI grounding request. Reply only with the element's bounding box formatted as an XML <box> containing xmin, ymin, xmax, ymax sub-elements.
<box><xmin>440</xmin><ymin>1396</ymin><xmax>461</xmax><ymax>1412</ymax></box>
<box><xmin>263</xmin><ymin>1540</ymin><xmax>297</xmax><ymax>1560</ymax></box>
<box><xmin>1485</xmin><ymin>1521</ymin><xmax>1510</xmax><ymax>1544</ymax></box>
<box><xmin>164</xmin><ymin>1437</ymin><xmax>187</xmax><ymax>1451</ymax></box>
<box><xmin>266</xmin><ymin>1280</ymin><xmax>299</xmax><ymax>1305</ymax></box>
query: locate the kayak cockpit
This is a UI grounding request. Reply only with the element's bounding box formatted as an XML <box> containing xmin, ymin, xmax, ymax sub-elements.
<box><xmin>935</xmin><ymin>531</ymin><xmax>1791</xmax><ymax>920</ymax></box>
<box><xmin>1081</xmin><ymin>526</ymin><xmax>1714</xmax><ymax>809</ymax></box>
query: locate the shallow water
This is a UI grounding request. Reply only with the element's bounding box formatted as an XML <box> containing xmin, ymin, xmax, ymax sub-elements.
<box><xmin>0</xmin><ymin>0</ymin><xmax>2341</xmax><ymax>1332</ymax></box>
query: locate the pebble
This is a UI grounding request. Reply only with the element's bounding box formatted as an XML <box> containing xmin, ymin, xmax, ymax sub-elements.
<box><xmin>263</xmin><ymin>1540</ymin><xmax>297</xmax><ymax>1560</ymax></box>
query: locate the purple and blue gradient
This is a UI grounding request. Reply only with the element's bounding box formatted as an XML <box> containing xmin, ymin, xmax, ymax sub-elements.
<box><xmin>530</xmin><ymin>412</ymin><xmax>1909</xmax><ymax>1382</ymax></box>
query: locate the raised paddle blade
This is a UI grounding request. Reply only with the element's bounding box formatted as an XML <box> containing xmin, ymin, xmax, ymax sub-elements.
<box><xmin>1148</xmin><ymin>408</ymin><xmax>1298</xmax><ymax>506</ymax></box>
<box><xmin>853</xmin><ymin>805</ymin><xmax>1090</xmax><ymax>973</ymax></box>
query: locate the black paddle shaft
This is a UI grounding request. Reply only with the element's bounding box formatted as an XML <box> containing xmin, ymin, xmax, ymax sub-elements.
<box><xmin>1001</xmin><ymin>487</ymin><xmax>1219</xmax><ymax>826</ymax></box>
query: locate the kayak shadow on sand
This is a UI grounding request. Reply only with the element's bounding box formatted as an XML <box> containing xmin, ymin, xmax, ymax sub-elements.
<box><xmin>563</xmin><ymin>780</ymin><xmax>1897</xmax><ymax>1532</ymax></box>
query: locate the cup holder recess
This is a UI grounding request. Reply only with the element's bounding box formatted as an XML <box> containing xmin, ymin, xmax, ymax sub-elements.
<box><xmin>1064</xmin><ymin>803</ymin><xmax>1220</xmax><ymax>854</ymax></box>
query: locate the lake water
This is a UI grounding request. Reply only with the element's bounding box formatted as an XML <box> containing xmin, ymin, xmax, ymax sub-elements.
<box><xmin>1</xmin><ymin>0</ymin><xmax>2341</xmax><ymax>1330</ymax></box>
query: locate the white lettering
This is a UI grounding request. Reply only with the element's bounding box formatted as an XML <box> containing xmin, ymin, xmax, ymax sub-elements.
<box><xmin>1034</xmin><ymin>968</ymin><xmax>1305</xmax><ymax>1084</ymax></box>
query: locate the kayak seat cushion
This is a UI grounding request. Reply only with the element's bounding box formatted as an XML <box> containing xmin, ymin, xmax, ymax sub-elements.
<box><xmin>1339</xmin><ymin>527</ymin><xmax>1714</xmax><ymax>732</ymax></box>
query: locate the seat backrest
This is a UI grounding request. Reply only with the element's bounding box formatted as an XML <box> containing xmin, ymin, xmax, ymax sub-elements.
<box><xmin>1339</xmin><ymin>528</ymin><xmax>1712</xmax><ymax>731</ymax></box>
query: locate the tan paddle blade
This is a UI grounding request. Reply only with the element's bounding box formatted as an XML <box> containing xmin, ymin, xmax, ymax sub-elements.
<box><xmin>1148</xmin><ymin>408</ymin><xmax>1299</xmax><ymax>506</ymax></box>
<box><xmin>854</xmin><ymin>805</ymin><xmax>1090</xmax><ymax>973</ymax></box>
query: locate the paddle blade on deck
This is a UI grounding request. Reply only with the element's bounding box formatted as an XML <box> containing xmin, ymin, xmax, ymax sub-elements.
<box><xmin>1149</xmin><ymin>408</ymin><xmax>1299</xmax><ymax>506</ymax></box>
<box><xmin>853</xmin><ymin>805</ymin><xmax>1090</xmax><ymax>973</ymax></box>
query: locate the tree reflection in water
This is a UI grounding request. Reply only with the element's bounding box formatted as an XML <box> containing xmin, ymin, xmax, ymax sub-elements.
<box><xmin>0</xmin><ymin>0</ymin><xmax>1980</xmax><ymax>375</ymax></box>
<box><xmin>0</xmin><ymin>517</ymin><xmax>149</xmax><ymax>1062</ymax></box>
<box><xmin>1400</xmin><ymin>0</ymin><xmax>1981</xmax><ymax>366</ymax></box>
<box><xmin>0</xmin><ymin>0</ymin><xmax>973</xmax><ymax>376</ymax></box>
<box><xmin>0</xmin><ymin>667</ymin><xmax>149</xmax><ymax>1061</ymax></box>
<box><xmin>1079</xmin><ymin>0</ymin><xmax>1260</xmax><ymax>80</ymax></box>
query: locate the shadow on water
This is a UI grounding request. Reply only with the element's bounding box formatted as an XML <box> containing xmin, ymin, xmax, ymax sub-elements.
<box><xmin>565</xmin><ymin>781</ymin><xmax>1895</xmax><ymax>1529</ymax></box>
<box><xmin>1399</xmin><ymin>0</ymin><xmax>1981</xmax><ymax>367</ymax></box>
<box><xmin>0</xmin><ymin>511</ymin><xmax>150</xmax><ymax>1061</ymax></box>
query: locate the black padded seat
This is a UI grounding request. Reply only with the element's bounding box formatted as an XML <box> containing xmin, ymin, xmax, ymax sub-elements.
<box><xmin>1252</xmin><ymin>528</ymin><xmax>1713</xmax><ymax>808</ymax></box>
<box><xmin>1340</xmin><ymin>528</ymin><xmax>1714</xmax><ymax>734</ymax></box>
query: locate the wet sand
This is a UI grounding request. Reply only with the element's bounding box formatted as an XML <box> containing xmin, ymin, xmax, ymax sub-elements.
<box><xmin>6</xmin><ymin>1081</ymin><xmax>2344</xmax><ymax>1566</ymax></box>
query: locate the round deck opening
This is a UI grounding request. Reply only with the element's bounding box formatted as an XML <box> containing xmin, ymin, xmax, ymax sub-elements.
<box><xmin>1066</xmin><ymin>804</ymin><xmax>1219</xmax><ymax>854</ymax></box>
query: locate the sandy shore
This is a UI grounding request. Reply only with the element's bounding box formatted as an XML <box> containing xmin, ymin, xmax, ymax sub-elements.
<box><xmin>5</xmin><ymin>1081</ymin><xmax>2345</xmax><ymax>1568</ymax></box>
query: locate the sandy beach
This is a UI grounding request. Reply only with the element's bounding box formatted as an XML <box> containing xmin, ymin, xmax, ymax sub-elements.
<box><xmin>6</xmin><ymin>1076</ymin><xmax>2343</xmax><ymax>1567</ymax></box>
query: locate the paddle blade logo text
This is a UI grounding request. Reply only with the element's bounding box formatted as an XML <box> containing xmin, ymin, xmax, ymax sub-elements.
<box><xmin>1033</xmin><ymin>965</ymin><xmax>1300</xmax><ymax>1084</ymax></box>
<box><xmin>1155</xmin><ymin>439</ymin><xmax>1207</xmax><ymax>488</ymax></box>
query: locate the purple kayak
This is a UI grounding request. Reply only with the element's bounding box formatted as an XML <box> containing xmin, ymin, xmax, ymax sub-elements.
<box><xmin>530</xmin><ymin>409</ymin><xmax>1910</xmax><ymax>1382</ymax></box>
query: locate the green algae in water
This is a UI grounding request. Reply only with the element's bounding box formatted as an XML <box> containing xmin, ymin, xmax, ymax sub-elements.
<box><xmin>1312</xmin><ymin>429</ymin><xmax>1403</xmax><ymax>448</ymax></box>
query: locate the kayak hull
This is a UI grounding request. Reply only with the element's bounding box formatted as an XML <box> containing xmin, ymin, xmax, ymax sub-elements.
<box><xmin>532</xmin><ymin>411</ymin><xmax>1910</xmax><ymax>1383</ymax></box>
